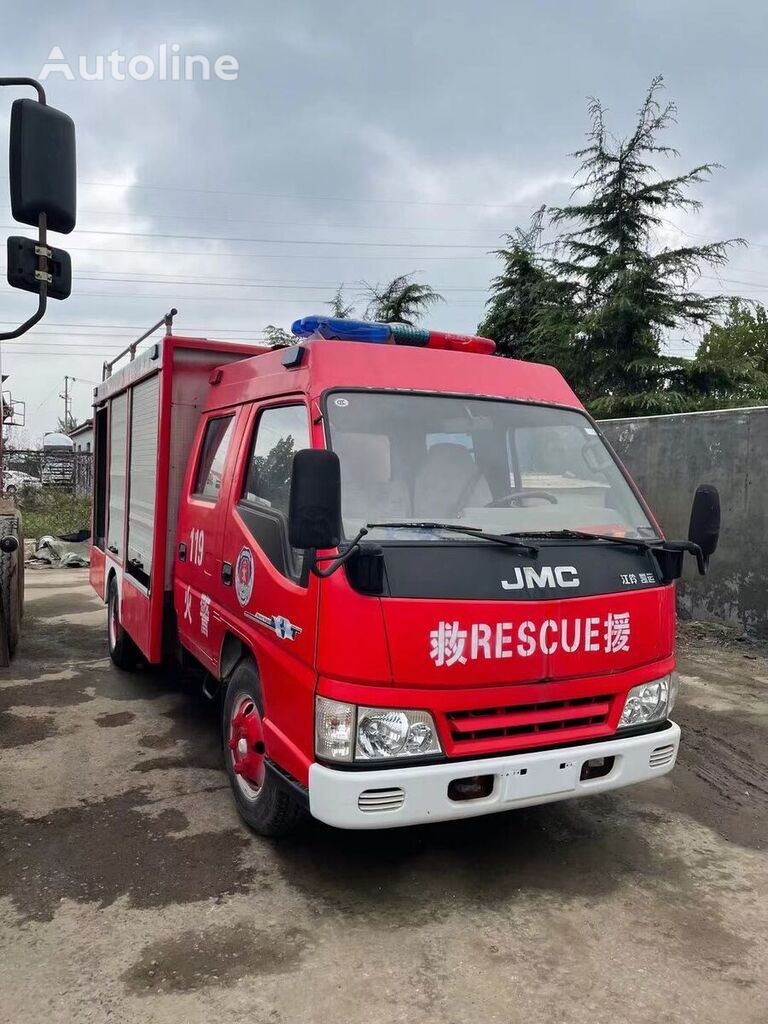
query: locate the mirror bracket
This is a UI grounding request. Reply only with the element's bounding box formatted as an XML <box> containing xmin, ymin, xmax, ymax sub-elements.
<box><xmin>654</xmin><ymin>539</ymin><xmax>708</xmax><ymax>578</ymax></box>
<box><xmin>0</xmin><ymin>214</ymin><xmax>49</xmax><ymax>341</ymax></box>
<box><xmin>311</xmin><ymin>527</ymin><xmax>369</xmax><ymax>578</ymax></box>
<box><xmin>0</xmin><ymin>78</ymin><xmax>52</xmax><ymax>341</ymax></box>
<box><xmin>0</xmin><ymin>77</ymin><xmax>46</xmax><ymax>103</ymax></box>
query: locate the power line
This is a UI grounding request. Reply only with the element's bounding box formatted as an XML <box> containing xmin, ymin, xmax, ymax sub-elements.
<box><xmin>0</xmin><ymin>204</ymin><xmax>511</xmax><ymax>235</ymax></box>
<box><xmin>0</xmin><ymin>320</ymin><xmax>268</xmax><ymax>332</ymax></box>
<box><xmin>0</xmin><ymin>267</ymin><xmax>490</xmax><ymax>289</ymax></box>
<box><xmin>15</xmin><ymin>244</ymin><xmax>494</xmax><ymax>262</ymax></box>
<box><xmin>0</xmin><ymin>223</ymin><xmax>498</xmax><ymax>250</ymax></box>
<box><xmin>0</xmin><ymin>173</ymin><xmax>541</xmax><ymax>210</ymax></box>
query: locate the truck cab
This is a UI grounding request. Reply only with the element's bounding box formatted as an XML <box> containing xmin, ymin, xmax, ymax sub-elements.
<box><xmin>91</xmin><ymin>320</ymin><xmax>719</xmax><ymax>834</ymax></box>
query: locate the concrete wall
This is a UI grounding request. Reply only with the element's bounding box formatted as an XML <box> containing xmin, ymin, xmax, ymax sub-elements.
<box><xmin>599</xmin><ymin>406</ymin><xmax>768</xmax><ymax>637</ymax></box>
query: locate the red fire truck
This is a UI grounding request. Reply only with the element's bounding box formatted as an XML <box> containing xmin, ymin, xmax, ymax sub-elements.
<box><xmin>89</xmin><ymin>316</ymin><xmax>720</xmax><ymax>835</ymax></box>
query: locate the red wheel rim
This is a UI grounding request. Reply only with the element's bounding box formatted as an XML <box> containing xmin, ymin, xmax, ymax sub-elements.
<box><xmin>228</xmin><ymin>697</ymin><xmax>266</xmax><ymax>797</ymax></box>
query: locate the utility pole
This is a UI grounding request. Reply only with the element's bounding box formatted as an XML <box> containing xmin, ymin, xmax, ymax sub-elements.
<box><xmin>59</xmin><ymin>375</ymin><xmax>73</xmax><ymax>433</ymax></box>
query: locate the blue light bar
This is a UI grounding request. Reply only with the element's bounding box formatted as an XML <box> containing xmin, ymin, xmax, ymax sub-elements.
<box><xmin>291</xmin><ymin>315</ymin><xmax>392</xmax><ymax>343</ymax></box>
<box><xmin>290</xmin><ymin>315</ymin><xmax>496</xmax><ymax>354</ymax></box>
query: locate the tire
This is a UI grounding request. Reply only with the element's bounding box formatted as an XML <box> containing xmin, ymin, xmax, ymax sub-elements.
<box><xmin>222</xmin><ymin>659</ymin><xmax>307</xmax><ymax>837</ymax></box>
<box><xmin>0</xmin><ymin>514</ymin><xmax>22</xmax><ymax>657</ymax></box>
<box><xmin>107</xmin><ymin>575</ymin><xmax>140</xmax><ymax>669</ymax></box>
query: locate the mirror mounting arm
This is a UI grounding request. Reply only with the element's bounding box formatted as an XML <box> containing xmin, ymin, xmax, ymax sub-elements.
<box><xmin>0</xmin><ymin>212</ymin><xmax>48</xmax><ymax>341</ymax></box>
<box><xmin>311</xmin><ymin>528</ymin><xmax>369</xmax><ymax>578</ymax></box>
<box><xmin>0</xmin><ymin>77</ymin><xmax>50</xmax><ymax>341</ymax></box>
<box><xmin>0</xmin><ymin>77</ymin><xmax>46</xmax><ymax>104</ymax></box>
<box><xmin>658</xmin><ymin>539</ymin><xmax>708</xmax><ymax>576</ymax></box>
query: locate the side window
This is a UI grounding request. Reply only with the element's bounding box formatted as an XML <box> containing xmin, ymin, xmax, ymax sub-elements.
<box><xmin>243</xmin><ymin>405</ymin><xmax>310</xmax><ymax>513</ymax></box>
<box><xmin>193</xmin><ymin>416</ymin><xmax>234</xmax><ymax>500</ymax></box>
<box><xmin>239</xmin><ymin>405</ymin><xmax>311</xmax><ymax>578</ymax></box>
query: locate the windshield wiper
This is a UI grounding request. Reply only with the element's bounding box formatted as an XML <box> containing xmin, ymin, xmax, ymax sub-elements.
<box><xmin>508</xmin><ymin>528</ymin><xmax>656</xmax><ymax>551</ymax></box>
<box><xmin>509</xmin><ymin>529</ymin><xmax>713</xmax><ymax>575</ymax></box>
<box><xmin>367</xmin><ymin>522</ymin><xmax>539</xmax><ymax>555</ymax></box>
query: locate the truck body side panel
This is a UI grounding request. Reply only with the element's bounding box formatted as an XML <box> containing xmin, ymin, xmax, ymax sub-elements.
<box><xmin>126</xmin><ymin>373</ymin><xmax>160</xmax><ymax>580</ymax></box>
<box><xmin>121</xmin><ymin>576</ymin><xmax>153</xmax><ymax>656</ymax></box>
<box><xmin>90</xmin><ymin>544</ymin><xmax>105</xmax><ymax>600</ymax></box>
<box><xmin>106</xmin><ymin>391</ymin><xmax>128</xmax><ymax>564</ymax></box>
<box><xmin>91</xmin><ymin>336</ymin><xmax>268</xmax><ymax>662</ymax></box>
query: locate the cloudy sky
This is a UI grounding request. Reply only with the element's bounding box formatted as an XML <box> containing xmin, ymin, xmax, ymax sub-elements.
<box><xmin>1</xmin><ymin>0</ymin><xmax>767</xmax><ymax>440</ymax></box>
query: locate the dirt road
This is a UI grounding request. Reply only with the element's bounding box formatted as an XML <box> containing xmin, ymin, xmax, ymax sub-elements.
<box><xmin>1</xmin><ymin>569</ymin><xmax>766</xmax><ymax>1023</ymax></box>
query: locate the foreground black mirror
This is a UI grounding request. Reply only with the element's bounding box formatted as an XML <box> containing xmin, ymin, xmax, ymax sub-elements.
<box><xmin>1</xmin><ymin>78</ymin><xmax>77</xmax><ymax>340</ymax></box>
<box><xmin>289</xmin><ymin>449</ymin><xmax>342</xmax><ymax>551</ymax></box>
<box><xmin>10</xmin><ymin>98</ymin><xmax>76</xmax><ymax>234</ymax></box>
<box><xmin>688</xmin><ymin>485</ymin><xmax>720</xmax><ymax>565</ymax></box>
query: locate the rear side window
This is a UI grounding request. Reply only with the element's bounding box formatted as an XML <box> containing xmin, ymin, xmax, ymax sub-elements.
<box><xmin>243</xmin><ymin>405</ymin><xmax>310</xmax><ymax>513</ymax></box>
<box><xmin>193</xmin><ymin>416</ymin><xmax>234</xmax><ymax>500</ymax></box>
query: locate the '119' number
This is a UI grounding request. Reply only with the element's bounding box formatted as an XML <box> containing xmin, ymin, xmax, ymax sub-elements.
<box><xmin>190</xmin><ymin>528</ymin><xmax>205</xmax><ymax>566</ymax></box>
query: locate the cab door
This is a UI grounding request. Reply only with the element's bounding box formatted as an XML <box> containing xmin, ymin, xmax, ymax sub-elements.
<box><xmin>220</xmin><ymin>400</ymin><xmax>319</xmax><ymax>777</ymax></box>
<box><xmin>175</xmin><ymin>408</ymin><xmax>243</xmax><ymax>671</ymax></box>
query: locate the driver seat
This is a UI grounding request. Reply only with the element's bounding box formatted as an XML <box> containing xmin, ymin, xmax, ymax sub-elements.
<box><xmin>413</xmin><ymin>443</ymin><xmax>493</xmax><ymax>518</ymax></box>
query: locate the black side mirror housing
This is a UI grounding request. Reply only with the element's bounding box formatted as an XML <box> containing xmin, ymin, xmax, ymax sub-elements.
<box><xmin>688</xmin><ymin>485</ymin><xmax>720</xmax><ymax>565</ymax></box>
<box><xmin>289</xmin><ymin>449</ymin><xmax>342</xmax><ymax>551</ymax></box>
<box><xmin>10</xmin><ymin>98</ymin><xmax>77</xmax><ymax>234</ymax></box>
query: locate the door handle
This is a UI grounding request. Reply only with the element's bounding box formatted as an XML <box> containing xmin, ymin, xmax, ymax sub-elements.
<box><xmin>178</xmin><ymin>542</ymin><xmax>186</xmax><ymax>562</ymax></box>
<box><xmin>108</xmin><ymin>544</ymin><xmax>118</xmax><ymax>555</ymax></box>
<box><xmin>222</xmin><ymin>561</ymin><xmax>233</xmax><ymax>586</ymax></box>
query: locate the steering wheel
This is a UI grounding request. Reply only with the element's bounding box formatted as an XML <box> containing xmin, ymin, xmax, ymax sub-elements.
<box><xmin>485</xmin><ymin>488</ymin><xmax>559</xmax><ymax>508</ymax></box>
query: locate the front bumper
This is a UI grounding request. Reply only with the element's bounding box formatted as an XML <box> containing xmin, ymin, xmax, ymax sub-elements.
<box><xmin>308</xmin><ymin>722</ymin><xmax>680</xmax><ymax>829</ymax></box>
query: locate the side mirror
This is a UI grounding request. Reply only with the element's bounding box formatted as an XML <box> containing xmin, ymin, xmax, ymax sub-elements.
<box><xmin>288</xmin><ymin>449</ymin><xmax>342</xmax><ymax>551</ymax></box>
<box><xmin>688</xmin><ymin>485</ymin><xmax>720</xmax><ymax>566</ymax></box>
<box><xmin>10</xmin><ymin>98</ymin><xmax>76</xmax><ymax>234</ymax></box>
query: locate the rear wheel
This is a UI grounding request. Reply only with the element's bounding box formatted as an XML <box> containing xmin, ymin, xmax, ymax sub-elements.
<box><xmin>107</xmin><ymin>576</ymin><xmax>139</xmax><ymax>669</ymax></box>
<box><xmin>222</xmin><ymin>659</ymin><xmax>307</xmax><ymax>836</ymax></box>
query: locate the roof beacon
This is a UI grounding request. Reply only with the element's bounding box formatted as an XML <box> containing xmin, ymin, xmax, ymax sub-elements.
<box><xmin>291</xmin><ymin>315</ymin><xmax>496</xmax><ymax>355</ymax></box>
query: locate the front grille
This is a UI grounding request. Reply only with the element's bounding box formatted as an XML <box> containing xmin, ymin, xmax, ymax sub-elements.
<box><xmin>358</xmin><ymin>787</ymin><xmax>406</xmax><ymax>813</ymax></box>
<box><xmin>649</xmin><ymin>744</ymin><xmax>676</xmax><ymax>768</ymax></box>
<box><xmin>446</xmin><ymin>694</ymin><xmax>613</xmax><ymax>751</ymax></box>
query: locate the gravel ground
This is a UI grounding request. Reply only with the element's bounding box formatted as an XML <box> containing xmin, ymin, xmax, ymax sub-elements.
<box><xmin>1</xmin><ymin>569</ymin><xmax>766</xmax><ymax>1023</ymax></box>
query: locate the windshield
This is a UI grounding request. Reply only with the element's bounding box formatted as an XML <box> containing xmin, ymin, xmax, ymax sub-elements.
<box><xmin>326</xmin><ymin>391</ymin><xmax>658</xmax><ymax>541</ymax></box>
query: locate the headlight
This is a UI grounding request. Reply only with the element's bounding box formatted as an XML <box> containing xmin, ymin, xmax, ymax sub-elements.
<box><xmin>356</xmin><ymin>707</ymin><xmax>441</xmax><ymax>760</ymax></box>
<box><xmin>618</xmin><ymin>674</ymin><xmax>675</xmax><ymax>729</ymax></box>
<box><xmin>315</xmin><ymin>697</ymin><xmax>442</xmax><ymax>762</ymax></box>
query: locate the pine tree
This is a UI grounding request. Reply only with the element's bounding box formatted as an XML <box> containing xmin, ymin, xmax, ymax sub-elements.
<box><xmin>362</xmin><ymin>273</ymin><xmax>443</xmax><ymax>325</ymax></box>
<box><xmin>263</xmin><ymin>324</ymin><xmax>294</xmax><ymax>347</ymax></box>
<box><xmin>525</xmin><ymin>77</ymin><xmax>742</xmax><ymax>415</ymax></box>
<box><xmin>693</xmin><ymin>298</ymin><xmax>768</xmax><ymax>406</ymax></box>
<box><xmin>327</xmin><ymin>286</ymin><xmax>355</xmax><ymax>319</ymax></box>
<box><xmin>479</xmin><ymin>208</ymin><xmax>580</xmax><ymax>363</ymax></box>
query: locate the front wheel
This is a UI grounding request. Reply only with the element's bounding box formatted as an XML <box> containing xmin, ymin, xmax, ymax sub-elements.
<box><xmin>107</xmin><ymin>576</ymin><xmax>139</xmax><ymax>669</ymax></box>
<box><xmin>222</xmin><ymin>659</ymin><xmax>307</xmax><ymax>836</ymax></box>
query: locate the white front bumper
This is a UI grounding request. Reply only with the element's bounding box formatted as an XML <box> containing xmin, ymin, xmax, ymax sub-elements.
<box><xmin>308</xmin><ymin>723</ymin><xmax>680</xmax><ymax>829</ymax></box>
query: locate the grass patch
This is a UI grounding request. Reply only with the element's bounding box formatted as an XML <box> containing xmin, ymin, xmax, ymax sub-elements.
<box><xmin>16</xmin><ymin>487</ymin><xmax>91</xmax><ymax>539</ymax></box>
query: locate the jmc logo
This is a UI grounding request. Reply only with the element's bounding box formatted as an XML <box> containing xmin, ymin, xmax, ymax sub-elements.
<box><xmin>501</xmin><ymin>566</ymin><xmax>580</xmax><ymax>591</ymax></box>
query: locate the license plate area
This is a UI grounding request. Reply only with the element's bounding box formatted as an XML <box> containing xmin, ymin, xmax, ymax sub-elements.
<box><xmin>502</xmin><ymin>758</ymin><xmax>578</xmax><ymax>802</ymax></box>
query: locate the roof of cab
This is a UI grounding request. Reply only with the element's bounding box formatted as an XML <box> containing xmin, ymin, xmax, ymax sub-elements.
<box><xmin>202</xmin><ymin>338</ymin><xmax>583</xmax><ymax>413</ymax></box>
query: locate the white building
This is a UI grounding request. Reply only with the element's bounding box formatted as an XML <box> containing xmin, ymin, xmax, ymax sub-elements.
<box><xmin>68</xmin><ymin>419</ymin><xmax>94</xmax><ymax>453</ymax></box>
